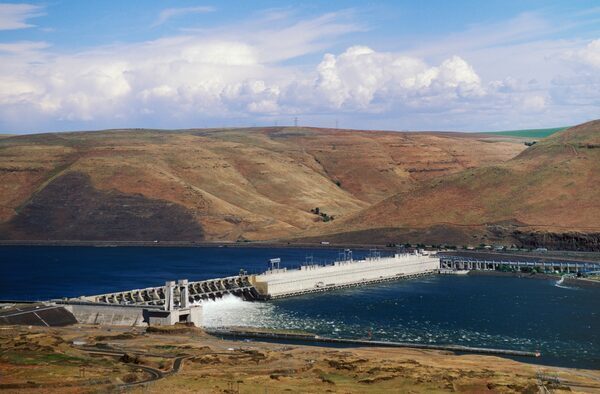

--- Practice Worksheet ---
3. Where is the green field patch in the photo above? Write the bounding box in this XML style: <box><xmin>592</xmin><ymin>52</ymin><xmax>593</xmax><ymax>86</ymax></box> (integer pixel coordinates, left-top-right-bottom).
<box><xmin>486</xmin><ymin>127</ymin><xmax>567</xmax><ymax>138</ymax></box>
<box><xmin>3</xmin><ymin>351</ymin><xmax>85</xmax><ymax>365</ymax></box>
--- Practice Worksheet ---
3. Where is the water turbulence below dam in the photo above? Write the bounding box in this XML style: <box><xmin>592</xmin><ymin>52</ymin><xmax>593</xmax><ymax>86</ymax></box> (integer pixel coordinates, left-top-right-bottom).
<box><xmin>203</xmin><ymin>275</ymin><xmax>600</xmax><ymax>370</ymax></box>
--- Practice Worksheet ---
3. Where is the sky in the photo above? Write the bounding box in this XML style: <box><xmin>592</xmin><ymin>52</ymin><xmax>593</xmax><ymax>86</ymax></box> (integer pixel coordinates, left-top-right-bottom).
<box><xmin>0</xmin><ymin>1</ymin><xmax>599</xmax><ymax>134</ymax></box>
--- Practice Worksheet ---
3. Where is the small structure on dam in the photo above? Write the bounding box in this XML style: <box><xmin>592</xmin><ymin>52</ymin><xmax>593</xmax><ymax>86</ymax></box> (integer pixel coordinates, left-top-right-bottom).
<box><xmin>144</xmin><ymin>280</ymin><xmax>202</xmax><ymax>326</ymax></box>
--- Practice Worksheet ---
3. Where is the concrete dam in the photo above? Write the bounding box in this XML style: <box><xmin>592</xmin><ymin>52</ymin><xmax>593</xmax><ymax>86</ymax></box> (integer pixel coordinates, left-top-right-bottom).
<box><xmin>76</xmin><ymin>251</ymin><xmax>439</xmax><ymax>305</ymax></box>
<box><xmin>56</xmin><ymin>251</ymin><xmax>439</xmax><ymax>327</ymax></box>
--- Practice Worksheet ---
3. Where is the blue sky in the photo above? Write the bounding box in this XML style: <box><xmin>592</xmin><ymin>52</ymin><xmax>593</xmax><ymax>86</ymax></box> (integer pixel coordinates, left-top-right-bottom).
<box><xmin>0</xmin><ymin>1</ymin><xmax>599</xmax><ymax>133</ymax></box>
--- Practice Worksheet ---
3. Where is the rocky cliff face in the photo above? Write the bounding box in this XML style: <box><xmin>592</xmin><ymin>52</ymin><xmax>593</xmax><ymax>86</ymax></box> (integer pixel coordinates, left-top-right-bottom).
<box><xmin>512</xmin><ymin>231</ymin><xmax>600</xmax><ymax>252</ymax></box>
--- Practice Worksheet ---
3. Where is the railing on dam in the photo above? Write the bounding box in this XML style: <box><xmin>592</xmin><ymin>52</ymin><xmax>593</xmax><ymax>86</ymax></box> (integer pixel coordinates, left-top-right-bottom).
<box><xmin>75</xmin><ymin>275</ymin><xmax>263</xmax><ymax>306</ymax></box>
<box><xmin>438</xmin><ymin>254</ymin><xmax>600</xmax><ymax>273</ymax></box>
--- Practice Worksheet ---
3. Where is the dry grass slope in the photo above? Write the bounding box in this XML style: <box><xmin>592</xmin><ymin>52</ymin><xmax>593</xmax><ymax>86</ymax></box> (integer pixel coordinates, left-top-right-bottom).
<box><xmin>5</xmin><ymin>122</ymin><xmax>597</xmax><ymax>248</ymax></box>
<box><xmin>323</xmin><ymin>120</ymin><xmax>600</xmax><ymax>248</ymax></box>
<box><xmin>0</xmin><ymin>126</ymin><xmax>525</xmax><ymax>243</ymax></box>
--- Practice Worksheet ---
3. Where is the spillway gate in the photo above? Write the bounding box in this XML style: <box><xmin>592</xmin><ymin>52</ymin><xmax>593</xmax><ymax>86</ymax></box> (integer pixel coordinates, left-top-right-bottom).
<box><xmin>77</xmin><ymin>275</ymin><xmax>263</xmax><ymax>307</ymax></box>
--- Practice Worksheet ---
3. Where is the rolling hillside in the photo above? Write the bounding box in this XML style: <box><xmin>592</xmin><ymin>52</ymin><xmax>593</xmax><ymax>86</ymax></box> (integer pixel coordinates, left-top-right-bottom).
<box><xmin>0</xmin><ymin>127</ymin><xmax>523</xmax><ymax>242</ymax></box>
<box><xmin>318</xmin><ymin>120</ymin><xmax>600</xmax><ymax>250</ymax></box>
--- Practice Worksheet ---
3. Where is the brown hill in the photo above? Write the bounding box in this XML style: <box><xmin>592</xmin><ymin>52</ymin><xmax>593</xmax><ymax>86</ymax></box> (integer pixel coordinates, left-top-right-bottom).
<box><xmin>0</xmin><ymin>127</ymin><xmax>523</xmax><ymax>242</ymax></box>
<box><xmin>319</xmin><ymin>120</ymin><xmax>600</xmax><ymax>250</ymax></box>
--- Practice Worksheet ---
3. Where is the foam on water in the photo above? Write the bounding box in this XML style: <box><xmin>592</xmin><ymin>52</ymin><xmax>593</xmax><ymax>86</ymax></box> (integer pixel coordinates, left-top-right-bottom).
<box><xmin>200</xmin><ymin>296</ymin><xmax>558</xmax><ymax>353</ymax></box>
<box><xmin>554</xmin><ymin>275</ymin><xmax>578</xmax><ymax>290</ymax></box>
<box><xmin>201</xmin><ymin>295</ymin><xmax>274</xmax><ymax>327</ymax></box>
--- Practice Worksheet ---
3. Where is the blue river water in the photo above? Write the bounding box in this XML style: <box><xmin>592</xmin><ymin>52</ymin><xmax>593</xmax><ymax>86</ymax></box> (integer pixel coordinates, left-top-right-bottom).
<box><xmin>1</xmin><ymin>246</ymin><xmax>598</xmax><ymax>369</ymax></box>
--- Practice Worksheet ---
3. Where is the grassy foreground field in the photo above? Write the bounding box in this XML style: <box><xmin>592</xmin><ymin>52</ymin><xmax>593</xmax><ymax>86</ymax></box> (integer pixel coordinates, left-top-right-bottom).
<box><xmin>1</xmin><ymin>324</ymin><xmax>599</xmax><ymax>393</ymax></box>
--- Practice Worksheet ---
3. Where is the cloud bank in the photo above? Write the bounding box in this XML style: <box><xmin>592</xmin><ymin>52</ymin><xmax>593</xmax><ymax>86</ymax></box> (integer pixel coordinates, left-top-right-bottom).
<box><xmin>0</xmin><ymin>7</ymin><xmax>598</xmax><ymax>132</ymax></box>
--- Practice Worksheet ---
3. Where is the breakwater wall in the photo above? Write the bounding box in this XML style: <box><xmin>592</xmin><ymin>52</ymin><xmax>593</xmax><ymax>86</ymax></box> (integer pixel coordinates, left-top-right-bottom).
<box><xmin>206</xmin><ymin>329</ymin><xmax>541</xmax><ymax>358</ymax></box>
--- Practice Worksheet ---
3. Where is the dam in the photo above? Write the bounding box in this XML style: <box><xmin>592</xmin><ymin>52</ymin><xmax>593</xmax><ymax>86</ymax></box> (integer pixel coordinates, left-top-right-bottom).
<box><xmin>45</xmin><ymin>250</ymin><xmax>439</xmax><ymax>327</ymax></box>
<box><xmin>73</xmin><ymin>250</ymin><xmax>439</xmax><ymax>305</ymax></box>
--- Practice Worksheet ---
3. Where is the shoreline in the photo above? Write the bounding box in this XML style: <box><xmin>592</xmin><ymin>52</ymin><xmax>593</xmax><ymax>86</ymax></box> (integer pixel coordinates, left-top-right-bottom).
<box><xmin>205</xmin><ymin>328</ymin><xmax>541</xmax><ymax>358</ymax></box>
<box><xmin>0</xmin><ymin>239</ymin><xmax>387</xmax><ymax>251</ymax></box>
<box><xmin>2</xmin><ymin>239</ymin><xmax>599</xmax><ymax>261</ymax></box>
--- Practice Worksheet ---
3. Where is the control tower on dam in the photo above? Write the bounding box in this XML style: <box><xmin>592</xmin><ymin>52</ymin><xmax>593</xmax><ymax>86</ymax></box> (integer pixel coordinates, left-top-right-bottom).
<box><xmin>250</xmin><ymin>251</ymin><xmax>440</xmax><ymax>299</ymax></box>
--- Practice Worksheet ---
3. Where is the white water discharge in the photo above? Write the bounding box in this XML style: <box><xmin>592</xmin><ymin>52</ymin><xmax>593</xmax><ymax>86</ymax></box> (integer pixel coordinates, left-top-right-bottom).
<box><xmin>201</xmin><ymin>295</ymin><xmax>275</xmax><ymax>328</ymax></box>
<box><xmin>554</xmin><ymin>275</ymin><xmax>577</xmax><ymax>290</ymax></box>
<box><xmin>200</xmin><ymin>295</ymin><xmax>338</xmax><ymax>332</ymax></box>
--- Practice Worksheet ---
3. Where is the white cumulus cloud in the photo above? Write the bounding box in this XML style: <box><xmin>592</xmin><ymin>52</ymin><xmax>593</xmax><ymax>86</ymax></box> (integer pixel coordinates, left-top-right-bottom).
<box><xmin>299</xmin><ymin>46</ymin><xmax>483</xmax><ymax>112</ymax></box>
<box><xmin>566</xmin><ymin>38</ymin><xmax>600</xmax><ymax>68</ymax></box>
<box><xmin>0</xmin><ymin>9</ymin><xmax>599</xmax><ymax>133</ymax></box>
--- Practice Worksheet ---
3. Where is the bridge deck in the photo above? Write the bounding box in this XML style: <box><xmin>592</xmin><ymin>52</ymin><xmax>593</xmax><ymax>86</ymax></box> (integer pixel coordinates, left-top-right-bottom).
<box><xmin>439</xmin><ymin>254</ymin><xmax>600</xmax><ymax>273</ymax></box>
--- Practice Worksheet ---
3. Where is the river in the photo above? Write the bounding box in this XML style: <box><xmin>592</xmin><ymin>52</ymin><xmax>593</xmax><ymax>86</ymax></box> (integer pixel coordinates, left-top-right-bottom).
<box><xmin>1</xmin><ymin>245</ymin><xmax>598</xmax><ymax>369</ymax></box>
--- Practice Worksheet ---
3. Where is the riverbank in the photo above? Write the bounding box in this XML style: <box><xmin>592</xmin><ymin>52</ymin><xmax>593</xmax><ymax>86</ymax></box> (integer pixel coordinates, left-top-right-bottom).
<box><xmin>0</xmin><ymin>239</ymin><xmax>385</xmax><ymax>251</ymax></box>
<box><xmin>2</xmin><ymin>324</ymin><xmax>599</xmax><ymax>393</ymax></box>
<box><xmin>3</xmin><ymin>240</ymin><xmax>600</xmax><ymax>263</ymax></box>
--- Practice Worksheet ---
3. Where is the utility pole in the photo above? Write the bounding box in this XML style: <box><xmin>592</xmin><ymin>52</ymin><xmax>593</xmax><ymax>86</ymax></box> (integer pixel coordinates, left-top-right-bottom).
<box><xmin>335</xmin><ymin>119</ymin><xmax>338</xmax><ymax>129</ymax></box>
<box><xmin>294</xmin><ymin>117</ymin><xmax>298</xmax><ymax>127</ymax></box>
